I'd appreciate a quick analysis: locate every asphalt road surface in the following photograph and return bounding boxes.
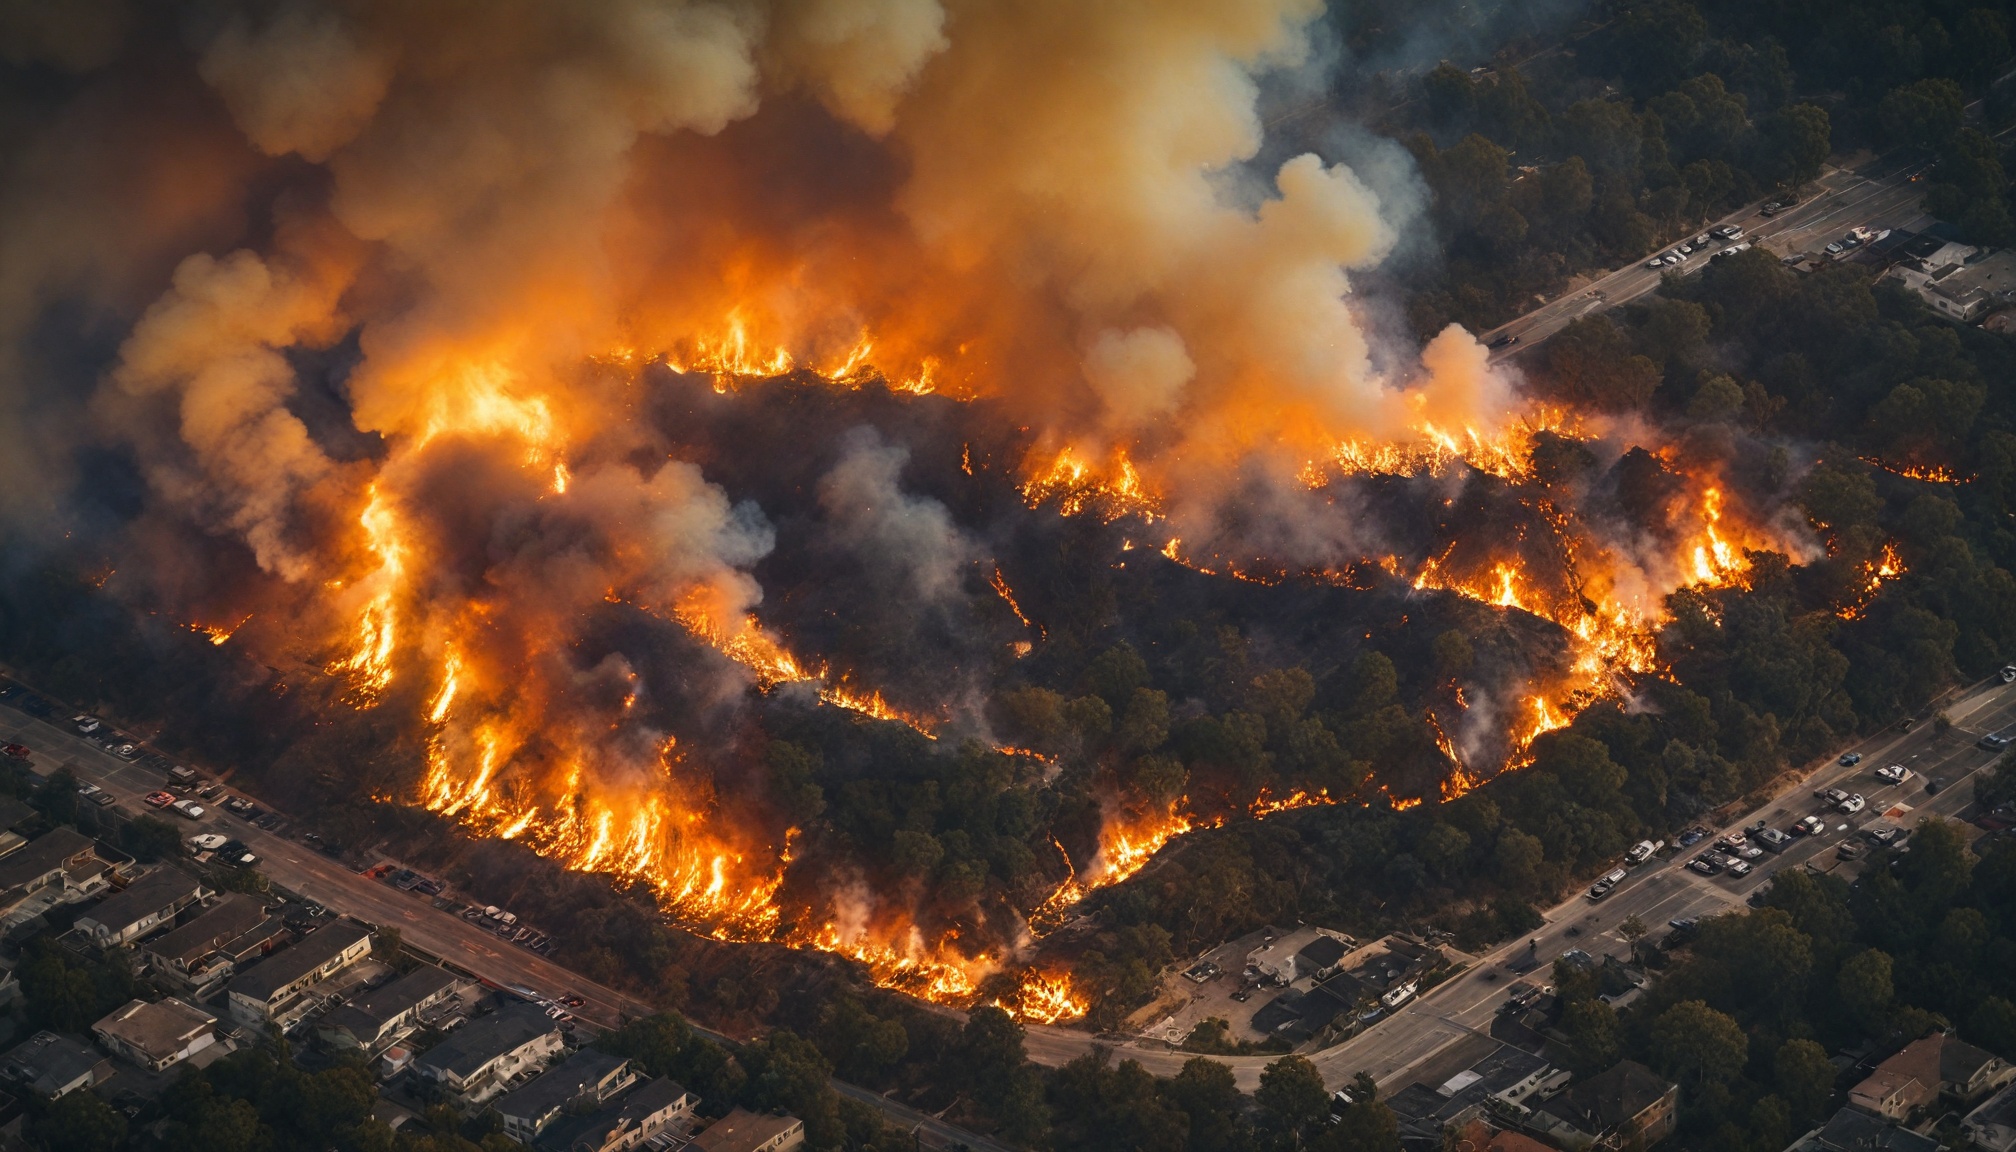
[1480,156,1933,360]
[0,685,1008,1152]
[1020,673,2016,1091]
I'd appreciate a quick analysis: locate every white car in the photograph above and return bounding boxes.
[1876,764,1911,784]
[170,799,205,820]
[188,833,228,851]
[1646,257,1666,269]
[1838,793,1866,814]
[1725,859,1754,877]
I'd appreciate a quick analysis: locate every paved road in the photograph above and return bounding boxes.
[0,685,1006,1152]
[1480,157,1932,359]
[1020,673,2016,1091]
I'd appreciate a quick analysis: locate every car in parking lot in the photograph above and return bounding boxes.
[1817,787,1849,805]
[1646,257,1667,269]
[2001,663,2016,683]
[188,833,228,851]
[1837,841,1867,860]
[1689,855,1722,875]
[75,782,110,805]
[71,714,101,734]
[1713,225,1744,240]
[1723,857,1753,877]
[1825,241,1844,255]
[144,791,174,809]
[1486,332,1519,349]
[1,744,29,762]
[1793,815,1827,836]
[169,799,205,820]
[1876,764,1911,784]
[222,796,255,815]
[1926,776,1950,794]
[112,742,139,760]
[1626,839,1664,864]
[1838,793,1866,814]
[1840,752,1863,766]
[1980,734,2010,751]
[1732,843,1764,860]
[1677,826,1708,847]
[1753,827,1793,852]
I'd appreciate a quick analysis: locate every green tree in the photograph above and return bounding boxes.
[1649,999,1748,1086]
[1164,1057,1245,1152]
[33,1090,128,1152]
[1767,103,1832,186]
[1257,1055,1331,1140]
[1836,948,1895,1034]
[1775,1038,1836,1123]
[1563,998,1623,1075]
[1879,79,1966,150]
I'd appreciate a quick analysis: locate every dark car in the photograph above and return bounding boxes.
[1487,333,1520,349]
[1980,734,2010,751]
[1925,776,1949,795]
[1677,827,1708,847]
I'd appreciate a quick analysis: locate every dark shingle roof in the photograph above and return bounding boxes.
[494,1047,629,1121]
[79,867,203,935]
[145,894,270,966]
[0,828,92,890]
[420,1002,557,1079]
[224,920,370,1003]
[1814,1106,1942,1152]
[1546,1061,1674,1133]
[1297,935,1348,969]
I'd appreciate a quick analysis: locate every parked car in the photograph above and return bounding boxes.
[2003,663,2016,683]
[1817,787,1849,805]
[1839,794,1866,814]
[1713,225,1744,240]
[111,742,139,760]
[71,714,101,734]
[1840,752,1863,766]
[1754,827,1793,852]
[1689,856,1722,875]
[1980,734,2010,751]
[1724,858,1754,877]
[144,791,174,809]
[1626,839,1664,864]
[1825,241,1845,255]
[1761,200,1787,215]
[1645,257,1666,269]
[1838,841,1867,860]
[1486,333,1519,349]
[1677,827,1709,847]
[1876,764,1911,784]
[1793,815,1827,836]
[1926,776,1950,794]
[170,799,205,820]
[1,743,30,762]
[188,833,228,851]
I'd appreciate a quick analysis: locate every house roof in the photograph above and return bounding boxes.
[78,866,204,936]
[321,965,461,1039]
[690,1108,803,1152]
[144,894,270,966]
[92,998,215,1060]
[0,797,34,831]
[1813,1106,1942,1152]
[1546,1061,1674,1133]
[1297,935,1348,969]
[495,1047,630,1121]
[1967,1081,2016,1134]
[538,1077,692,1152]
[1941,1036,2002,1085]
[1851,1069,1929,1106]
[0,1031,105,1096]
[0,828,92,891]
[224,920,370,1003]
[419,1002,558,1079]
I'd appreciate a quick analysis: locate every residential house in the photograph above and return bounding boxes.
[1849,1033,2007,1119]
[1965,1081,2016,1152]
[1528,1061,1679,1151]
[1295,935,1350,982]
[91,998,218,1072]
[223,920,373,1027]
[74,867,209,948]
[141,894,279,989]
[0,1032,112,1098]
[412,1003,564,1106]
[0,829,107,923]
[316,965,466,1053]
[689,1108,805,1152]
[537,1078,697,1152]
[1785,1106,1942,1152]
[0,797,33,856]
[1384,1045,1557,1148]
[492,1047,634,1143]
